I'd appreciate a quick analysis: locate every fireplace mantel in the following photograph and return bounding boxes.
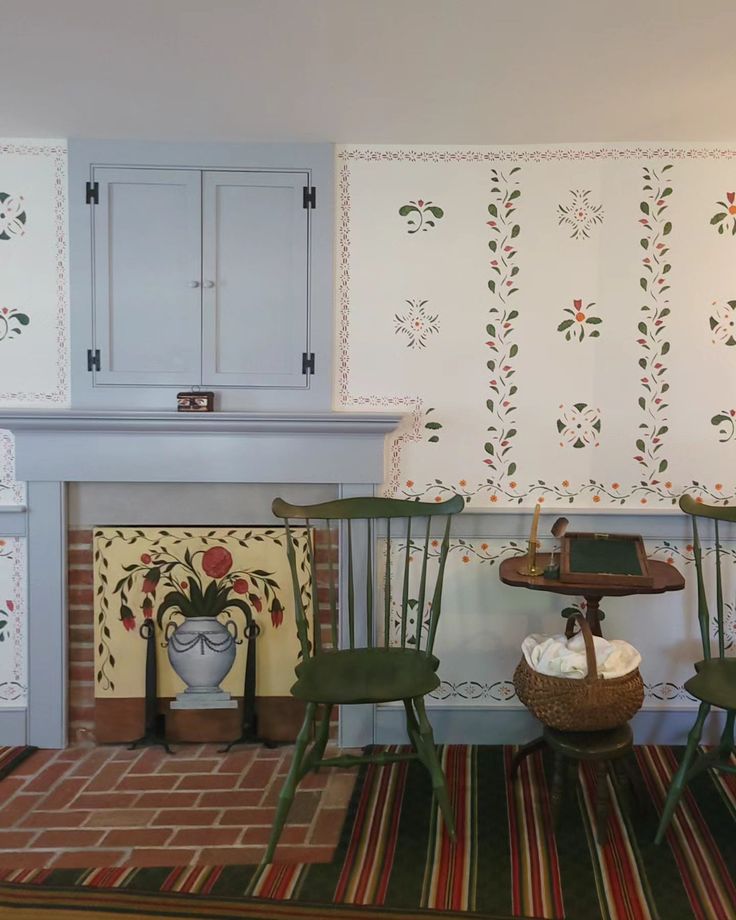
[0,408,403,747]
[0,409,403,483]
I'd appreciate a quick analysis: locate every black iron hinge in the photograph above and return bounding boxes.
[302,352,315,375]
[302,185,316,209]
[85,181,99,205]
[87,348,101,372]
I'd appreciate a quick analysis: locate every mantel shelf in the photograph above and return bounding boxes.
[0,409,402,436]
[0,409,403,485]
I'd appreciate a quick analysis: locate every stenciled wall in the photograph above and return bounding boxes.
[0,140,68,711]
[338,144,735,729]
[1,139,734,734]
[337,144,735,509]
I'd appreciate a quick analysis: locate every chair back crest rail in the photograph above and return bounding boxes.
[271,494,465,660]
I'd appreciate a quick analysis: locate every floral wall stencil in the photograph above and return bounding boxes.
[709,300,736,345]
[0,307,30,342]
[337,144,734,509]
[557,189,604,239]
[711,409,735,443]
[556,403,602,448]
[0,141,68,405]
[710,191,736,235]
[0,193,26,241]
[394,299,440,349]
[557,299,602,341]
[0,537,26,706]
[635,164,673,486]
[398,199,444,233]
[424,407,443,442]
[484,166,521,480]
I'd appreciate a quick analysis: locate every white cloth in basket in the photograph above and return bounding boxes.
[521,631,641,680]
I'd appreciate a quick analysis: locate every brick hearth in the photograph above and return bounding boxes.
[0,743,354,868]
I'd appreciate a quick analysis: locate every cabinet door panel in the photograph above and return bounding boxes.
[201,171,309,388]
[93,168,202,386]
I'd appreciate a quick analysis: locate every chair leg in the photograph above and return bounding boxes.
[300,703,333,778]
[403,698,420,751]
[412,696,456,841]
[718,709,735,762]
[655,701,710,845]
[263,702,316,865]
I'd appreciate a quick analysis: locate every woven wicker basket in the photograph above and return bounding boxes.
[513,614,644,732]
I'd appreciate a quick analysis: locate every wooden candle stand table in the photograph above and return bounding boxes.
[499,553,685,637]
[500,552,685,776]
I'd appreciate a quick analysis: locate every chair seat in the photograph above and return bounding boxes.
[685,658,736,710]
[292,647,440,704]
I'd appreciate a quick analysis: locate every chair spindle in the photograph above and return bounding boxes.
[426,514,453,655]
[347,519,355,649]
[304,518,321,654]
[414,518,431,653]
[715,519,724,658]
[400,518,412,648]
[384,518,391,647]
[366,517,373,647]
[326,519,339,649]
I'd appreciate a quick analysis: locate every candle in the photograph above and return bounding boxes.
[529,502,541,550]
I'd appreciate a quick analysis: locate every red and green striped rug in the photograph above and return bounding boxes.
[0,745,734,919]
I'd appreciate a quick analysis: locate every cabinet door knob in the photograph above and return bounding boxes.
[188,280,201,288]
[203,280,215,289]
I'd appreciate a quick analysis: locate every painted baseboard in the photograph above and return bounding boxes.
[0,709,28,746]
[372,704,727,746]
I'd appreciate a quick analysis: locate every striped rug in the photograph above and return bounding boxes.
[0,746,36,781]
[1,745,734,919]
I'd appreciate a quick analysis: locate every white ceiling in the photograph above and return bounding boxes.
[3,0,736,145]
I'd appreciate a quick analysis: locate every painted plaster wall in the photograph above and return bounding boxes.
[337,144,735,718]
[1,139,734,727]
[336,144,735,509]
[0,140,69,709]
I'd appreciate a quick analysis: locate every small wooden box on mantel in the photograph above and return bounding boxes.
[559,532,654,588]
[176,391,215,412]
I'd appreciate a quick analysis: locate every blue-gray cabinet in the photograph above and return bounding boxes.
[201,171,308,389]
[92,167,310,389]
[92,168,203,386]
[70,140,333,411]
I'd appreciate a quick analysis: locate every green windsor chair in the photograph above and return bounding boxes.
[655,494,736,844]
[262,493,464,865]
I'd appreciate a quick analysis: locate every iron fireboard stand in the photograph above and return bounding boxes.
[220,618,263,752]
[129,619,173,753]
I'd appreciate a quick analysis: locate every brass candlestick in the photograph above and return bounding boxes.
[518,502,543,576]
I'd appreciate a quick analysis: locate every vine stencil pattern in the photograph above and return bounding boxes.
[635,165,673,486]
[484,167,521,483]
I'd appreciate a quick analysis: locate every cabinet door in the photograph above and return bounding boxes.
[92,168,202,386]
[201,171,309,388]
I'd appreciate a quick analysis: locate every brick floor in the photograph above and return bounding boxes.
[0,743,355,868]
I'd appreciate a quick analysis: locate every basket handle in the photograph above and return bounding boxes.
[565,613,599,682]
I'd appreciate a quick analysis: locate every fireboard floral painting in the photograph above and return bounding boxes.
[93,526,313,701]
